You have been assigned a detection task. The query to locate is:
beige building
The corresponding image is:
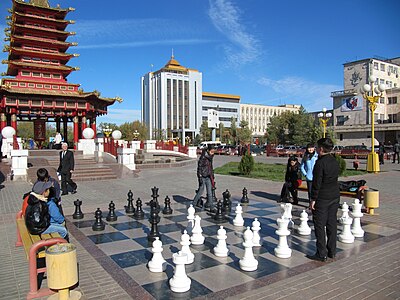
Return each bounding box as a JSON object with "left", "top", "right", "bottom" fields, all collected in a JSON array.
[
  {"left": 331, "top": 57, "right": 400, "bottom": 146},
  {"left": 240, "top": 104, "right": 301, "bottom": 137}
]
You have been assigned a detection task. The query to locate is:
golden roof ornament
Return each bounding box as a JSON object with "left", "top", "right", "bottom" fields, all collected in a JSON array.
[{"left": 29, "top": 0, "right": 50, "bottom": 8}]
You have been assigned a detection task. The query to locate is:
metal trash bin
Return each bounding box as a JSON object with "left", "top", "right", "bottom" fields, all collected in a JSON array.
[
  {"left": 364, "top": 189, "right": 379, "bottom": 215},
  {"left": 46, "top": 243, "right": 81, "bottom": 300}
]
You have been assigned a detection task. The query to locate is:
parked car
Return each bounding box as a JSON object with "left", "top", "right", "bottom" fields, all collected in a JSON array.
[
  {"left": 340, "top": 145, "right": 370, "bottom": 159},
  {"left": 295, "top": 146, "right": 306, "bottom": 158},
  {"left": 250, "top": 144, "right": 265, "bottom": 156},
  {"left": 277, "top": 145, "right": 297, "bottom": 157}
]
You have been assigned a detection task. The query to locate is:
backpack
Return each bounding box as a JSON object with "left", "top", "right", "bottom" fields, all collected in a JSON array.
[{"left": 25, "top": 195, "right": 50, "bottom": 235}]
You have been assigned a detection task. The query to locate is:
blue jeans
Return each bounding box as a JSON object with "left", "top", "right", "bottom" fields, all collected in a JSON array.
[
  {"left": 193, "top": 177, "right": 214, "bottom": 208},
  {"left": 42, "top": 223, "right": 68, "bottom": 238}
]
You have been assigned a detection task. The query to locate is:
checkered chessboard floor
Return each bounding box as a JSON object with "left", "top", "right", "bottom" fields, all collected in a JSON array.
[{"left": 67, "top": 195, "right": 387, "bottom": 299}]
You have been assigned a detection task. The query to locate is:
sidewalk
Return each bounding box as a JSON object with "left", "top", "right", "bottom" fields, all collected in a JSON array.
[{"left": 0, "top": 156, "right": 399, "bottom": 299}]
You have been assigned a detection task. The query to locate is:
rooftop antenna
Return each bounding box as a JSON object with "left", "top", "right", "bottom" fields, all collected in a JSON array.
[
  {"left": 171, "top": 48, "right": 174, "bottom": 58},
  {"left": 150, "top": 64, "right": 154, "bottom": 72}
]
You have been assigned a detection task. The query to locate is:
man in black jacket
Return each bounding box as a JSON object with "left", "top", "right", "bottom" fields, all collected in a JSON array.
[
  {"left": 193, "top": 145, "right": 215, "bottom": 211},
  {"left": 308, "top": 138, "right": 340, "bottom": 262},
  {"left": 57, "top": 142, "right": 77, "bottom": 195}
]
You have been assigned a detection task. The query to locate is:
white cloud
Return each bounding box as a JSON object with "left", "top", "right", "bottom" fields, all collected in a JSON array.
[
  {"left": 208, "top": 0, "right": 261, "bottom": 69},
  {"left": 98, "top": 108, "right": 141, "bottom": 125},
  {"left": 257, "top": 76, "right": 342, "bottom": 111}
]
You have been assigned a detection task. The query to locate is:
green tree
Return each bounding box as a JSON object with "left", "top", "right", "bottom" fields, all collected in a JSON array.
[
  {"left": 237, "top": 120, "right": 252, "bottom": 145},
  {"left": 200, "top": 120, "right": 211, "bottom": 141},
  {"left": 119, "top": 121, "right": 148, "bottom": 141},
  {"left": 98, "top": 122, "right": 118, "bottom": 134},
  {"left": 229, "top": 117, "right": 237, "bottom": 145},
  {"left": 17, "top": 122, "right": 34, "bottom": 140},
  {"left": 238, "top": 151, "right": 254, "bottom": 175}
]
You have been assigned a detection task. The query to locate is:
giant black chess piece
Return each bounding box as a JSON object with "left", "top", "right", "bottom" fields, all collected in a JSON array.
[
  {"left": 222, "top": 189, "right": 232, "bottom": 213},
  {"left": 147, "top": 186, "right": 161, "bottom": 214},
  {"left": 241, "top": 187, "right": 249, "bottom": 204},
  {"left": 92, "top": 208, "right": 105, "bottom": 231},
  {"left": 162, "top": 195, "right": 173, "bottom": 215},
  {"left": 148, "top": 209, "right": 161, "bottom": 243},
  {"left": 134, "top": 198, "right": 145, "bottom": 220},
  {"left": 106, "top": 201, "right": 118, "bottom": 222},
  {"left": 72, "top": 199, "right": 84, "bottom": 219},
  {"left": 214, "top": 200, "right": 225, "bottom": 223},
  {"left": 125, "top": 190, "right": 135, "bottom": 215}
]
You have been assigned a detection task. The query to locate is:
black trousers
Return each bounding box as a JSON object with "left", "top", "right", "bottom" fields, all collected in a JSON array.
[
  {"left": 61, "top": 171, "right": 77, "bottom": 193},
  {"left": 393, "top": 152, "right": 399, "bottom": 163},
  {"left": 312, "top": 198, "right": 339, "bottom": 257},
  {"left": 306, "top": 180, "right": 312, "bottom": 202}
]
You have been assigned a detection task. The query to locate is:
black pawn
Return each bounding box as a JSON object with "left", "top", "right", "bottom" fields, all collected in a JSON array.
[
  {"left": 92, "top": 208, "right": 105, "bottom": 231},
  {"left": 72, "top": 199, "right": 84, "bottom": 219},
  {"left": 241, "top": 187, "right": 249, "bottom": 204},
  {"left": 162, "top": 196, "right": 173, "bottom": 215},
  {"left": 133, "top": 198, "right": 145, "bottom": 220},
  {"left": 125, "top": 190, "right": 135, "bottom": 214},
  {"left": 214, "top": 200, "right": 225, "bottom": 223},
  {"left": 106, "top": 201, "right": 118, "bottom": 222},
  {"left": 147, "top": 209, "right": 161, "bottom": 243},
  {"left": 222, "top": 189, "right": 232, "bottom": 213}
]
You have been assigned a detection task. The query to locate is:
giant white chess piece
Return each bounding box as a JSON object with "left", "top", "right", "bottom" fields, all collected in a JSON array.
[
  {"left": 213, "top": 226, "right": 229, "bottom": 257},
  {"left": 280, "top": 203, "right": 292, "bottom": 220},
  {"left": 274, "top": 217, "right": 292, "bottom": 258},
  {"left": 180, "top": 230, "right": 194, "bottom": 264},
  {"left": 297, "top": 210, "right": 311, "bottom": 235},
  {"left": 148, "top": 237, "right": 166, "bottom": 272},
  {"left": 339, "top": 215, "right": 355, "bottom": 243},
  {"left": 239, "top": 227, "right": 258, "bottom": 271},
  {"left": 251, "top": 218, "right": 261, "bottom": 246},
  {"left": 351, "top": 199, "right": 364, "bottom": 238},
  {"left": 187, "top": 204, "right": 195, "bottom": 235},
  {"left": 190, "top": 215, "right": 205, "bottom": 245},
  {"left": 233, "top": 203, "right": 244, "bottom": 227},
  {"left": 169, "top": 251, "right": 191, "bottom": 293},
  {"left": 339, "top": 202, "right": 350, "bottom": 224}
]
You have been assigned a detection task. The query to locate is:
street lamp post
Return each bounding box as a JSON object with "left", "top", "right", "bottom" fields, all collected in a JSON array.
[
  {"left": 133, "top": 129, "right": 139, "bottom": 141},
  {"left": 361, "top": 75, "right": 386, "bottom": 173},
  {"left": 103, "top": 126, "right": 112, "bottom": 138},
  {"left": 317, "top": 108, "right": 332, "bottom": 138}
]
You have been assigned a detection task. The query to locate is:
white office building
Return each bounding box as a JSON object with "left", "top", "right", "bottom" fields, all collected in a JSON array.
[
  {"left": 331, "top": 57, "right": 400, "bottom": 146},
  {"left": 201, "top": 92, "right": 240, "bottom": 128},
  {"left": 240, "top": 104, "right": 301, "bottom": 136},
  {"left": 141, "top": 56, "right": 202, "bottom": 141}
]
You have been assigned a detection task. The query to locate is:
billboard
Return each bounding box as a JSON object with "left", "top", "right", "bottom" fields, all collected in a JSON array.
[
  {"left": 341, "top": 96, "right": 363, "bottom": 112},
  {"left": 207, "top": 109, "right": 219, "bottom": 128}
]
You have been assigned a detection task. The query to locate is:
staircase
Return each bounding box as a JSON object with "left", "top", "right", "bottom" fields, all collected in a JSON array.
[{"left": 27, "top": 150, "right": 118, "bottom": 183}]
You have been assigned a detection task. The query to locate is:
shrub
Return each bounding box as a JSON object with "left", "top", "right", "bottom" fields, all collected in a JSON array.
[
  {"left": 335, "top": 154, "right": 346, "bottom": 176},
  {"left": 238, "top": 152, "right": 255, "bottom": 175}
]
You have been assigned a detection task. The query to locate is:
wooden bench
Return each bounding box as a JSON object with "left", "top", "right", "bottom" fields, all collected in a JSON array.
[
  {"left": 297, "top": 183, "right": 368, "bottom": 201},
  {"left": 15, "top": 210, "right": 67, "bottom": 300}
]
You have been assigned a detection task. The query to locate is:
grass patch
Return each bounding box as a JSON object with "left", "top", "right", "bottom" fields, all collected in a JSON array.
[{"left": 214, "top": 162, "right": 367, "bottom": 182}]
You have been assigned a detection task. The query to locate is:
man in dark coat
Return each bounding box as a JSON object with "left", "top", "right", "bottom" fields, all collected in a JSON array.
[
  {"left": 193, "top": 145, "right": 215, "bottom": 211},
  {"left": 57, "top": 142, "right": 77, "bottom": 195},
  {"left": 308, "top": 137, "right": 340, "bottom": 262}
]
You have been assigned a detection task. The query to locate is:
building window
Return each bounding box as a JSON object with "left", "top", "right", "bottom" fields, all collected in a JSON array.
[
  {"left": 380, "top": 79, "right": 385, "bottom": 85},
  {"left": 336, "top": 115, "right": 345, "bottom": 126},
  {"left": 32, "top": 72, "right": 40, "bottom": 77},
  {"left": 21, "top": 71, "right": 30, "bottom": 76},
  {"left": 28, "top": 83, "right": 34, "bottom": 88},
  {"left": 388, "top": 96, "right": 397, "bottom": 104},
  {"left": 43, "top": 73, "right": 51, "bottom": 78},
  {"left": 388, "top": 114, "right": 397, "bottom": 123},
  {"left": 340, "top": 134, "right": 343, "bottom": 141},
  {"left": 373, "top": 62, "right": 379, "bottom": 70},
  {"left": 52, "top": 74, "right": 61, "bottom": 79},
  {"left": 380, "top": 97, "right": 385, "bottom": 104},
  {"left": 380, "top": 64, "right": 385, "bottom": 71}
]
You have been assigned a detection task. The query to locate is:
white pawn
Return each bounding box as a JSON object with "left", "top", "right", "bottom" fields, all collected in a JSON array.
[
  {"left": 190, "top": 215, "right": 205, "bottom": 245},
  {"left": 187, "top": 204, "right": 195, "bottom": 235},
  {"left": 339, "top": 216, "right": 355, "bottom": 243},
  {"left": 351, "top": 199, "right": 364, "bottom": 238},
  {"left": 339, "top": 202, "right": 350, "bottom": 224},
  {"left": 213, "top": 226, "right": 229, "bottom": 257},
  {"left": 169, "top": 251, "right": 191, "bottom": 293},
  {"left": 180, "top": 230, "right": 194, "bottom": 264},
  {"left": 233, "top": 203, "right": 244, "bottom": 227},
  {"left": 274, "top": 218, "right": 292, "bottom": 258},
  {"left": 251, "top": 218, "right": 261, "bottom": 246},
  {"left": 297, "top": 210, "right": 311, "bottom": 235},
  {"left": 147, "top": 237, "right": 166, "bottom": 272},
  {"left": 239, "top": 227, "right": 258, "bottom": 271}
]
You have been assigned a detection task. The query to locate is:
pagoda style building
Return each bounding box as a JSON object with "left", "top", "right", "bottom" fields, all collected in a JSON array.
[{"left": 0, "top": 0, "right": 121, "bottom": 147}]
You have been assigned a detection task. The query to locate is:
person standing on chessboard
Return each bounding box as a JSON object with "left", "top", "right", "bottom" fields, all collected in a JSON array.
[
  {"left": 193, "top": 144, "right": 215, "bottom": 212},
  {"left": 300, "top": 143, "right": 318, "bottom": 204},
  {"left": 308, "top": 137, "right": 340, "bottom": 262},
  {"left": 57, "top": 142, "right": 77, "bottom": 195}
]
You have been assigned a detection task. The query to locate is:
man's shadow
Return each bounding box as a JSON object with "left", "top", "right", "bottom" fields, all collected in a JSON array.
[{"left": 250, "top": 191, "right": 280, "bottom": 201}]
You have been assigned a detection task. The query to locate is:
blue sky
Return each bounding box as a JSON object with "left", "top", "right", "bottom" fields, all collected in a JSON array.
[{"left": 1, "top": 0, "right": 399, "bottom": 125}]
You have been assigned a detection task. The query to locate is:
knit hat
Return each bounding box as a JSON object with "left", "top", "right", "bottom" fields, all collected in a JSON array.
[{"left": 32, "top": 181, "right": 53, "bottom": 194}]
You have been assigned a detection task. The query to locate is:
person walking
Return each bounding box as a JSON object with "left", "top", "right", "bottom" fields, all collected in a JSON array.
[
  {"left": 193, "top": 145, "right": 215, "bottom": 211},
  {"left": 57, "top": 142, "right": 77, "bottom": 195},
  {"left": 300, "top": 143, "right": 318, "bottom": 204},
  {"left": 308, "top": 138, "right": 340, "bottom": 262},
  {"left": 54, "top": 132, "right": 62, "bottom": 150},
  {"left": 378, "top": 142, "right": 385, "bottom": 165},
  {"left": 393, "top": 140, "right": 399, "bottom": 164}
]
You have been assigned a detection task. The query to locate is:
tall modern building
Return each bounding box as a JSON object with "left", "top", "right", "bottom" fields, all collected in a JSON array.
[
  {"left": 240, "top": 104, "right": 301, "bottom": 137},
  {"left": 141, "top": 56, "right": 202, "bottom": 141},
  {"left": 331, "top": 57, "right": 400, "bottom": 146}
]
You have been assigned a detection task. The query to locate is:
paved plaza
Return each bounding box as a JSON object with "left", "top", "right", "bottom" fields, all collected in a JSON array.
[{"left": 1, "top": 155, "right": 400, "bottom": 299}]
